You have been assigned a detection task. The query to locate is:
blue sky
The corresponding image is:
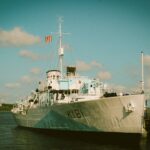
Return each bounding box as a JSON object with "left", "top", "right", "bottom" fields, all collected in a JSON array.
[{"left": 0, "top": 0, "right": 150, "bottom": 103}]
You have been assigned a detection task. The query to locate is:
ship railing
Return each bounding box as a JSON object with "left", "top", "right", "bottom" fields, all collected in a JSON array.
[{"left": 55, "top": 94, "right": 101, "bottom": 104}]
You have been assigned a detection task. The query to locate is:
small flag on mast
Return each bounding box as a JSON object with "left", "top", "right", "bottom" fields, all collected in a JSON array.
[{"left": 45, "top": 35, "right": 52, "bottom": 43}]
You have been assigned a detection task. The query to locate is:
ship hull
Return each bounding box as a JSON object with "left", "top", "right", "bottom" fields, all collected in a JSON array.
[{"left": 13, "top": 94, "right": 145, "bottom": 134}]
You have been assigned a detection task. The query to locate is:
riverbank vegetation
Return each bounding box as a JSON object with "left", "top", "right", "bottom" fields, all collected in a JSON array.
[{"left": 0, "top": 104, "right": 13, "bottom": 112}]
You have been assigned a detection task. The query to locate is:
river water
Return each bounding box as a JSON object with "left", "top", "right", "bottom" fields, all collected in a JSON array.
[{"left": 0, "top": 112, "right": 150, "bottom": 150}]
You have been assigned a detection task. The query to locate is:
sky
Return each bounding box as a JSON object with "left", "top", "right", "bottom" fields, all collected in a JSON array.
[{"left": 0, "top": 0, "right": 150, "bottom": 103}]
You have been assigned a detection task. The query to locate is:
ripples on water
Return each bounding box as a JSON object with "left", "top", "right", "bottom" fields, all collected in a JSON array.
[{"left": 0, "top": 112, "right": 150, "bottom": 150}]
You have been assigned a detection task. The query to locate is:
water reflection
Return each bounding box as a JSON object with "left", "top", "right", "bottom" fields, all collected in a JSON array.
[
  {"left": 0, "top": 112, "right": 150, "bottom": 150},
  {"left": 12, "top": 127, "right": 149, "bottom": 150}
]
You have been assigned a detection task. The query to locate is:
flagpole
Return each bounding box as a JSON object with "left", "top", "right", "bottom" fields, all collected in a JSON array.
[{"left": 141, "top": 51, "right": 144, "bottom": 93}]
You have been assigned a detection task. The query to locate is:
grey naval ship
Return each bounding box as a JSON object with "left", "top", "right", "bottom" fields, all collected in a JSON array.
[{"left": 12, "top": 19, "right": 146, "bottom": 136}]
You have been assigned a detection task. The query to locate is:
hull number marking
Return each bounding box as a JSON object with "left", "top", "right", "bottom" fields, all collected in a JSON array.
[{"left": 66, "top": 109, "right": 83, "bottom": 118}]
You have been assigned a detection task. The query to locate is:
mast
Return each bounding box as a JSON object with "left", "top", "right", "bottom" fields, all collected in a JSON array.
[
  {"left": 57, "top": 17, "right": 70, "bottom": 78},
  {"left": 58, "top": 18, "right": 64, "bottom": 78},
  {"left": 141, "top": 51, "right": 144, "bottom": 93}
]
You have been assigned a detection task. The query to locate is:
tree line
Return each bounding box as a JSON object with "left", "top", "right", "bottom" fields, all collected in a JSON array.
[{"left": 0, "top": 104, "right": 13, "bottom": 112}]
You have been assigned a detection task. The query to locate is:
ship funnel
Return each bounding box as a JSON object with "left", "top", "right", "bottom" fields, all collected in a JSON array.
[{"left": 66, "top": 66, "right": 76, "bottom": 76}]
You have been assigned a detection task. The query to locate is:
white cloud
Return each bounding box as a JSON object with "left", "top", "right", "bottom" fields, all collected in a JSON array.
[
  {"left": 0, "top": 27, "right": 40, "bottom": 47},
  {"left": 21, "top": 75, "right": 32, "bottom": 83},
  {"left": 145, "top": 77, "right": 150, "bottom": 89},
  {"left": 97, "top": 71, "right": 112, "bottom": 80},
  {"left": 76, "top": 60, "right": 91, "bottom": 71},
  {"left": 19, "top": 50, "right": 50, "bottom": 61},
  {"left": 0, "top": 93, "right": 10, "bottom": 98},
  {"left": 19, "top": 50, "right": 39, "bottom": 60},
  {"left": 144, "top": 55, "right": 150, "bottom": 66},
  {"left": 76, "top": 60, "right": 102, "bottom": 72},
  {"left": 62, "top": 43, "right": 73, "bottom": 51},
  {"left": 91, "top": 61, "right": 102, "bottom": 68},
  {"left": 30, "top": 67, "right": 41, "bottom": 74},
  {"left": 143, "top": 54, "right": 150, "bottom": 89},
  {"left": 5, "top": 82, "right": 20, "bottom": 88},
  {"left": 0, "top": 93, "right": 11, "bottom": 103}
]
